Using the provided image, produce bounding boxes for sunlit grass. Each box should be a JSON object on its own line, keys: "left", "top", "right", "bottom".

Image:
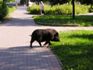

{"left": 51, "top": 30, "right": 93, "bottom": 70}
{"left": 8, "top": 6, "right": 16, "bottom": 14}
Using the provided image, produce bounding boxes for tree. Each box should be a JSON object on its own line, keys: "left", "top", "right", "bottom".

{"left": 0, "top": 0, "right": 8, "bottom": 21}
{"left": 77, "top": 0, "right": 93, "bottom": 5}
{"left": 72, "top": 0, "right": 75, "bottom": 19}
{"left": 20, "top": 0, "right": 26, "bottom": 5}
{"left": 49, "top": 0, "right": 69, "bottom": 5}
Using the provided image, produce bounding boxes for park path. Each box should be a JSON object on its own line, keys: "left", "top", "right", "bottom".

{"left": 0, "top": 6, "right": 93, "bottom": 70}
{"left": 0, "top": 6, "right": 62, "bottom": 70}
{"left": 4, "top": 6, "right": 36, "bottom": 26}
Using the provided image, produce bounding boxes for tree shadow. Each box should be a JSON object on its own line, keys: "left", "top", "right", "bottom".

{"left": 2, "top": 6, "right": 38, "bottom": 26}
{"left": 4, "top": 17, "right": 37, "bottom": 26}
{"left": 34, "top": 15, "right": 93, "bottom": 26}
{"left": 52, "top": 43, "right": 93, "bottom": 70}
{"left": 0, "top": 46, "right": 60, "bottom": 70}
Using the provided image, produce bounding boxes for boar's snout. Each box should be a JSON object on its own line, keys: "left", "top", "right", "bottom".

{"left": 52, "top": 33, "right": 60, "bottom": 41}
{"left": 52, "top": 37, "right": 60, "bottom": 41}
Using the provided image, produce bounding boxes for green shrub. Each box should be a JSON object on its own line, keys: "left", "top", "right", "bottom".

{"left": 89, "top": 8, "right": 93, "bottom": 12}
{"left": 8, "top": 7, "right": 15, "bottom": 13}
{"left": 44, "top": 4, "right": 52, "bottom": 14}
{"left": 0, "top": 1, "right": 8, "bottom": 21}
{"left": 27, "top": 3, "right": 89, "bottom": 15}
{"left": 60, "top": 4, "right": 72, "bottom": 15}
{"left": 75, "top": 4, "right": 89, "bottom": 14}
{"left": 89, "top": 6, "right": 93, "bottom": 12}
{"left": 27, "top": 4, "right": 40, "bottom": 14}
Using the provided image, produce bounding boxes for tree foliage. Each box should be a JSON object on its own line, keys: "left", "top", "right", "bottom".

{"left": 0, "top": 0, "right": 8, "bottom": 21}
{"left": 20, "top": 0, "right": 26, "bottom": 5}
{"left": 31, "top": 0, "right": 93, "bottom": 5}
{"left": 7, "top": 0, "right": 15, "bottom": 2}
{"left": 76, "top": 0, "right": 93, "bottom": 5}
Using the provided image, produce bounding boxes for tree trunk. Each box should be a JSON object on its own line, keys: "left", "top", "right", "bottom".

{"left": 72, "top": 0, "right": 75, "bottom": 19}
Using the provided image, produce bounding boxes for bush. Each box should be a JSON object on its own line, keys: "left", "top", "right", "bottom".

{"left": 89, "top": 6, "right": 93, "bottom": 12}
{"left": 27, "top": 3, "right": 89, "bottom": 15}
{"left": 89, "top": 8, "right": 93, "bottom": 12}
{"left": 0, "top": 1, "right": 8, "bottom": 21}
{"left": 27, "top": 4, "right": 40, "bottom": 14}
{"left": 75, "top": 4, "right": 89, "bottom": 14}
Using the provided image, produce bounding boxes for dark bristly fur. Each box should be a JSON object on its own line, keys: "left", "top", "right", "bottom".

{"left": 30, "top": 29, "right": 59, "bottom": 48}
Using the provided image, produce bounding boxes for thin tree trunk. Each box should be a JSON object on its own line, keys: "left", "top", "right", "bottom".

{"left": 72, "top": 0, "right": 75, "bottom": 19}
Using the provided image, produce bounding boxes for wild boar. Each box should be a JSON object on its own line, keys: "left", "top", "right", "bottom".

{"left": 30, "top": 29, "right": 59, "bottom": 48}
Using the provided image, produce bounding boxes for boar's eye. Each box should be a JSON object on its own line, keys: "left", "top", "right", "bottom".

{"left": 54, "top": 33, "right": 58, "bottom": 37}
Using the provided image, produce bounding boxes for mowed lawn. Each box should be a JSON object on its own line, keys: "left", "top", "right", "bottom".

{"left": 33, "top": 15, "right": 93, "bottom": 26}
{"left": 51, "top": 30, "right": 93, "bottom": 70}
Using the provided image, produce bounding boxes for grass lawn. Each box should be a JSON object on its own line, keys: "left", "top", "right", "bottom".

{"left": 0, "top": 7, "right": 15, "bottom": 23}
{"left": 2, "top": 7, "right": 16, "bottom": 22}
{"left": 33, "top": 15, "right": 93, "bottom": 26}
{"left": 8, "top": 7, "right": 16, "bottom": 14}
{"left": 51, "top": 30, "right": 93, "bottom": 70}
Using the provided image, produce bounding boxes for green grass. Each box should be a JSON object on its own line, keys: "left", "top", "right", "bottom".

{"left": 8, "top": 7, "right": 16, "bottom": 15}
{"left": 33, "top": 15, "right": 93, "bottom": 26}
{"left": 5, "top": 7, "right": 16, "bottom": 19}
{"left": 0, "top": 7, "right": 16, "bottom": 23}
{"left": 51, "top": 30, "right": 93, "bottom": 70}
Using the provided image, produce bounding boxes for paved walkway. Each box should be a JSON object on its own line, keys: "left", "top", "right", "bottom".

{"left": 0, "top": 6, "right": 93, "bottom": 70}
{"left": 4, "top": 6, "right": 36, "bottom": 26}
{"left": 0, "top": 6, "right": 62, "bottom": 70}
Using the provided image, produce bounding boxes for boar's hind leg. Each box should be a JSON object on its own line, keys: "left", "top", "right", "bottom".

{"left": 30, "top": 40, "right": 35, "bottom": 48}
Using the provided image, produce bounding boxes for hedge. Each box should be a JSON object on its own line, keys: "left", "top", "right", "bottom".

{"left": 27, "top": 3, "right": 89, "bottom": 15}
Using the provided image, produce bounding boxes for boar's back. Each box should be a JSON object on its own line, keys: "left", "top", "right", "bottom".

{"left": 31, "top": 29, "right": 52, "bottom": 42}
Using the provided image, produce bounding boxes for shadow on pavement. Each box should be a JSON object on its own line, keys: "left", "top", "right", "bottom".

{"left": 0, "top": 46, "right": 60, "bottom": 70}
{"left": 4, "top": 18, "right": 37, "bottom": 26}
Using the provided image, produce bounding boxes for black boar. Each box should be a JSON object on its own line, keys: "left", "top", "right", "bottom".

{"left": 30, "top": 29, "right": 59, "bottom": 48}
